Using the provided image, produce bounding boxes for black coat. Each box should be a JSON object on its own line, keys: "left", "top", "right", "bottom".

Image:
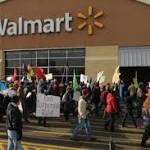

{"left": 63, "top": 90, "right": 73, "bottom": 113}
{"left": 6, "top": 102, "right": 23, "bottom": 140}
{"left": 92, "top": 86, "right": 100, "bottom": 104}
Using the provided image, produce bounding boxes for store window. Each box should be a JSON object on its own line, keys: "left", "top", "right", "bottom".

{"left": 5, "top": 48, "right": 85, "bottom": 81}
{"left": 21, "top": 59, "right": 36, "bottom": 66}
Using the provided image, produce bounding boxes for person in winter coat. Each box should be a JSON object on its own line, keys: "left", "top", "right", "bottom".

{"left": 104, "top": 91, "right": 118, "bottom": 132}
{"left": 17, "top": 82, "right": 27, "bottom": 123}
{"left": 49, "top": 79, "right": 60, "bottom": 96}
{"left": 6, "top": 96, "right": 23, "bottom": 150}
{"left": 71, "top": 88, "right": 95, "bottom": 141}
{"left": 122, "top": 92, "right": 137, "bottom": 128}
{"left": 136, "top": 83, "right": 146, "bottom": 118}
{"left": 37, "top": 77, "right": 48, "bottom": 126}
{"left": 141, "top": 95, "right": 150, "bottom": 147}
{"left": 24, "top": 82, "right": 33, "bottom": 123}
{"left": 91, "top": 82, "right": 100, "bottom": 116}
{"left": 63, "top": 85, "right": 73, "bottom": 121}
{"left": 99, "top": 85, "right": 109, "bottom": 111}
{"left": 141, "top": 108, "right": 150, "bottom": 147}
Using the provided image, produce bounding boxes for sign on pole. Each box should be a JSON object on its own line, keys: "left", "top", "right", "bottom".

{"left": 80, "top": 74, "right": 88, "bottom": 84}
{"left": 112, "top": 66, "right": 120, "bottom": 84}
{"left": 45, "top": 74, "right": 53, "bottom": 81}
{"left": 97, "top": 71, "right": 104, "bottom": 82}
{"left": 36, "top": 93, "right": 60, "bottom": 117}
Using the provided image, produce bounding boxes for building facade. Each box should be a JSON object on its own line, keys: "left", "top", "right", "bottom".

{"left": 0, "top": 0, "right": 150, "bottom": 83}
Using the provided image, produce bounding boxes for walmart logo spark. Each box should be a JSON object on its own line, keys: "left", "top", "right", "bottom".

{"left": 77, "top": 6, "right": 104, "bottom": 35}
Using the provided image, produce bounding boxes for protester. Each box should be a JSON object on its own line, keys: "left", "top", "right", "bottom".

{"left": 122, "top": 98, "right": 137, "bottom": 128}
{"left": 141, "top": 96, "right": 150, "bottom": 147}
{"left": 122, "top": 83, "right": 137, "bottom": 128}
{"left": 62, "top": 85, "right": 73, "bottom": 121}
{"left": 119, "top": 80, "right": 125, "bottom": 102}
{"left": 136, "top": 83, "right": 146, "bottom": 118}
{"left": 37, "top": 76, "right": 47, "bottom": 126}
{"left": 6, "top": 96, "right": 23, "bottom": 150}
{"left": 49, "top": 79, "right": 60, "bottom": 96}
{"left": 17, "top": 82, "right": 27, "bottom": 122}
{"left": 30, "top": 76, "right": 37, "bottom": 114}
{"left": 99, "top": 85, "right": 109, "bottom": 111}
{"left": 24, "top": 82, "right": 33, "bottom": 123}
{"left": 104, "top": 90, "right": 118, "bottom": 132}
{"left": 91, "top": 82, "right": 100, "bottom": 116}
{"left": 71, "top": 88, "right": 95, "bottom": 141}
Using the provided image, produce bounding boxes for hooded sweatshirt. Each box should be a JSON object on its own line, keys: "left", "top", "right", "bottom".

{"left": 78, "top": 96, "right": 88, "bottom": 119}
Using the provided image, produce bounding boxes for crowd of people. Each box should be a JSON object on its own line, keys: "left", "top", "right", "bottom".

{"left": 0, "top": 75, "right": 150, "bottom": 149}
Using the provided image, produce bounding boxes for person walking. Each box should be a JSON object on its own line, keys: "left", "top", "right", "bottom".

{"left": 136, "top": 83, "right": 146, "bottom": 119}
{"left": 104, "top": 90, "right": 118, "bottom": 132}
{"left": 99, "top": 85, "right": 109, "bottom": 111}
{"left": 6, "top": 96, "right": 23, "bottom": 150}
{"left": 122, "top": 86, "right": 137, "bottom": 128}
{"left": 91, "top": 82, "right": 100, "bottom": 116}
{"left": 119, "top": 80, "right": 125, "bottom": 102}
{"left": 141, "top": 90, "right": 150, "bottom": 147}
{"left": 71, "top": 89, "right": 95, "bottom": 141}
{"left": 37, "top": 77, "right": 48, "bottom": 126}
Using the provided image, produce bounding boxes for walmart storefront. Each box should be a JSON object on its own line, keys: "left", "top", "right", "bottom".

{"left": 0, "top": 0, "right": 150, "bottom": 83}
{"left": 5, "top": 48, "right": 85, "bottom": 81}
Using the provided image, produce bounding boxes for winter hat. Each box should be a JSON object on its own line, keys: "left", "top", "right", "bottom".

{"left": 82, "top": 88, "right": 89, "bottom": 96}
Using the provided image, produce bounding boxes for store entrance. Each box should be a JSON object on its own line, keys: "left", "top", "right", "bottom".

{"left": 120, "top": 67, "right": 150, "bottom": 85}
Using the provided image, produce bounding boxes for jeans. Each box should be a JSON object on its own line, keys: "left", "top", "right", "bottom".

{"left": 73, "top": 118, "right": 91, "bottom": 138}
{"left": 105, "top": 113, "right": 116, "bottom": 131}
{"left": 122, "top": 110, "right": 137, "bottom": 127}
{"left": 7, "top": 130, "right": 22, "bottom": 150}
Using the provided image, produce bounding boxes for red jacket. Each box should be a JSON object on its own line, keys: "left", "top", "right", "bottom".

{"left": 105, "top": 93, "right": 118, "bottom": 113}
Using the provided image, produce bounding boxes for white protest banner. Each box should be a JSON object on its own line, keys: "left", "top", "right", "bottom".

{"left": 36, "top": 93, "right": 60, "bottom": 117}
{"left": 99, "top": 75, "right": 106, "bottom": 84}
{"left": 97, "top": 71, "right": 104, "bottom": 82}
{"left": 80, "top": 74, "right": 88, "bottom": 84}
{"left": 45, "top": 74, "right": 53, "bottom": 81}
{"left": 112, "top": 66, "right": 121, "bottom": 84}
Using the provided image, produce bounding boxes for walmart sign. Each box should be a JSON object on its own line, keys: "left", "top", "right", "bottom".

{"left": 0, "top": 13, "right": 73, "bottom": 36}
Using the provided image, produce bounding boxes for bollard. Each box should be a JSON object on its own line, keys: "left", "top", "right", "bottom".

{"left": 109, "top": 137, "right": 115, "bottom": 150}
